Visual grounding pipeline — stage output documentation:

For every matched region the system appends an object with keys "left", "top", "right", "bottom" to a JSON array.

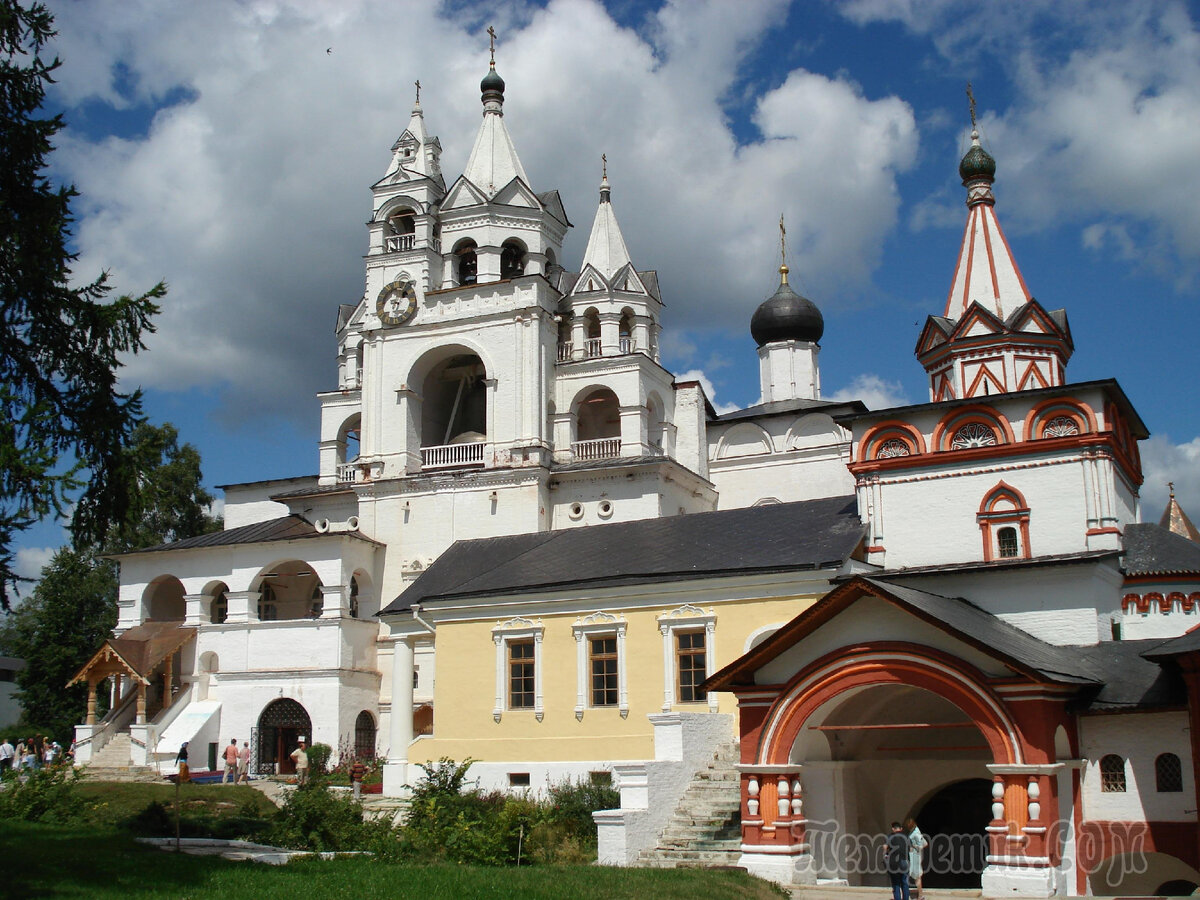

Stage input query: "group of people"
[
  {"left": 885, "top": 818, "right": 929, "bottom": 900},
  {"left": 222, "top": 738, "right": 252, "bottom": 784},
  {"left": 0, "top": 735, "right": 71, "bottom": 774}
]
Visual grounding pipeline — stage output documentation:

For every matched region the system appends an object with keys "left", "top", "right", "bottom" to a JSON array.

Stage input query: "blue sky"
[{"left": 14, "top": 0, "right": 1200, "bottom": 583}]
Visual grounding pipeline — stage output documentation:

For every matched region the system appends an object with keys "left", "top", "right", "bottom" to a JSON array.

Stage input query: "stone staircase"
[
  {"left": 82, "top": 733, "right": 158, "bottom": 781},
  {"left": 638, "top": 742, "right": 743, "bottom": 869}
]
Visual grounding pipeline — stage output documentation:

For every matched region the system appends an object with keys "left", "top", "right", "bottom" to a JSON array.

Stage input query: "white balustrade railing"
[
  {"left": 422, "top": 441, "right": 485, "bottom": 470},
  {"left": 337, "top": 462, "right": 362, "bottom": 484},
  {"left": 384, "top": 234, "right": 440, "bottom": 254},
  {"left": 557, "top": 342, "right": 573, "bottom": 362},
  {"left": 619, "top": 336, "right": 634, "bottom": 354},
  {"left": 584, "top": 338, "right": 602, "bottom": 358},
  {"left": 572, "top": 437, "right": 621, "bottom": 461}
]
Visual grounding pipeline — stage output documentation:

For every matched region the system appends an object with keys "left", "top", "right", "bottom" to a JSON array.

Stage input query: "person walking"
[
  {"left": 223, "top": 738, "right": 239, "bottom": 783},
  {"left": 290, "top": 736, "right": 309, "bottom": 786},
  {"left": 885, "top": 821, "right": 911, "bottom": 900},
  {"left": 236, "top": 741, "right": 250, "bottom": 784},
  {"left": 0, "top": 737, "right": 14, "bottom": 775},
  {"left": 905, "top": 817, "right": 927, "bottom": 900},
  {"left": 349, "top": 755, "right": 367, "bottom": 800}
]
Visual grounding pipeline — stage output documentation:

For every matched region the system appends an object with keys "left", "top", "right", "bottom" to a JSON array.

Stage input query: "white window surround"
[
  {"left": 657, "top": 604, "right": 718, "bottom": 713},
  {"left": 572, "top": 611, "right": 628, "bottom": 720},
  {"left": 493, "top": 616, "right": 544, "bottom": 723}
]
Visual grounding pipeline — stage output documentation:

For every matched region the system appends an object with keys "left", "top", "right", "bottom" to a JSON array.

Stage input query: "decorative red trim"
[
  {"left": 988, "top": 205, "right": 1033, "bottom": 303},
  {"left": 978, "top": 482, "right": 1032, "bottom": 562},
  {"left": 1016, "top": 359, "right": 1051, "bottom": 391},
  {"left": 856, "top": 420, "right": 928, "bottom": 461},
  {"left": 865, "top": 545, "right": 886, "bottom": 553},
  {"left": 1168, "top": 592, "right": 1187, "bottom": 613},
  {"left": 964, "top": 362, "right": 1007, "bottom": 398},
  {"left": 754, "top": 643, "right": 1022, "bottom": 767},
  {"left": 1027, "top": 397, "right": 1098, "bottom": 439},
  {"left": 1086, "top": 527, "right": 1121, "bottom": 536},
  {"left": 944, "top": 212, "right": 973, "bottom": 318},
  {"left": 1077, "top": 820, "right": 1200, "bottom": 877}
]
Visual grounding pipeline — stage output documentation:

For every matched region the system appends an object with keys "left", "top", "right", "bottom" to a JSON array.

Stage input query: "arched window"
[
  {"left": 211, "top": 589, "right": 228, "bottom": 625},
  {"left": 1156, "top": 753, "right": 1183, "bottom": 792},
  {"left": 355, "top": 710, "right": 377, "bottom": 760},
  {"left": 877, "top": 438, "right": 912, "bottom": 459},
  {"left": 309, "top": 583, "right": 324, "bottom": 619},
  {"left": 258, "top": 583, "right": 278, "bottom": 621},
  {"left": 500, "top": 240, "right": 525, "bottom": 279},
  {"left": 455, "top": 240, "right": 477, "bottom": 285},
  {"left": 348, "top": 577, "right": 360, "bottom": 619},
  {"left": 977, "top": 482, "right": 1031, "bottom": 562},
  {"left": 1042, "top": 415, "right": 1080, "bottom": 438},
  {"left": 618, "top": 309, "right": 634, "bottom": 354},
  {"left": 1100, "top": 754, "right": 1126, "bottom": 792},
  {"left": 583, "top": 308, "right": 601, "bottom": 358}
]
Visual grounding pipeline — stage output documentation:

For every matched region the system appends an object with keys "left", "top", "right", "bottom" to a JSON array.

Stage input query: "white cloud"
[
  {"left": 1139, "top": 434, "right": 1200, "bottom": 522},
  {"left": 676, "top": 369, "right": 740, "bottom": 416},
  {"left": 826, "top": 373, "right": 910, "bottom": 411},
  {"left": 45, "top": 0, "right": 918, "bottom": 426},
  {"left": 12, "top": 546, "right": 57, "bottom": 599}
]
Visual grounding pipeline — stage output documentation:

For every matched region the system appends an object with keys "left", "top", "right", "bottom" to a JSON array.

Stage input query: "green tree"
[
  {"left": 0, "top": 0, "right": 164, "bottom": 608},
  {"left": 0, "top": 422, "right": 221, "bottom": 739}
]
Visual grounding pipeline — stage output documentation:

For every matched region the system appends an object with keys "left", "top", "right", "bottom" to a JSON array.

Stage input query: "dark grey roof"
[
  {"left": 875, "top": 549, "right": 1118, "bottom": 578},
  {"left": 715, "top": 397, "right": 867, "bottom": 423},
  {"left": 120, "top": 515, "right": 380, "bottom": 555},
  {"left": 550, "top": 454, "right": 699, "bottom": 475},
  {"left": 1071, "top": 639, "right": 1184, "bottom": 709},
  {"left": 1141, "top": 628, "right": 1200, "bottom": 661},
  {"left": 270, "top": 483, "right": 358, "bottom": 501},
  {"left": 1124, "top": 523, "right": 1200, "bottom": 576},
  {"left": 639, "top": 270, "right": 661, "bottom": 303},
  {"left": 382, "top": 495, "right": 864, "bottom": 614}
]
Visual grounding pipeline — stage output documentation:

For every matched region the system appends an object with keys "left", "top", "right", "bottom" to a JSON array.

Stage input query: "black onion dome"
[
  {"left": 751, "top": 278, "right": 824, "bottom": 347},
  {"left": 481, "top": 65, "right": 505, "bottom": 95},
  {"left": 959, "top": 138, "right": 996, "bottom": 182}
]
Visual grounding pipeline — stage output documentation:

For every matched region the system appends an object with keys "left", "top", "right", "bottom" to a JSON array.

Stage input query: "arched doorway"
[
  {"left": 254, "top": 698, "right": 312, "bottom": 775},
  {"left": 912, "top": 778, "right": 992, "bottom": 888},
  {"left": 788, "top": 682, "right": 996, "bottom": 887}
]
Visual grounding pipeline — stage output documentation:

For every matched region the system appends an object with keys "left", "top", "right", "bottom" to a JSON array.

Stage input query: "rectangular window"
[
  {"left": 508, "top": 640, "right": 535, "bottom": 709},
  {"left": 508, "top": 772, "right": 530, "bottom": 787},
  {"left": 590, "top": 636, "right": 619, "bottom": 706},
  {"left": 676, "top": 631, "right": 707, "bottom": 703}
]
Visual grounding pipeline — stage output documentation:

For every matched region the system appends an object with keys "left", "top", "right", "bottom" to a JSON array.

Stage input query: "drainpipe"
[{"left": 410, "top": 603, "right": 435, "bottom": 634}]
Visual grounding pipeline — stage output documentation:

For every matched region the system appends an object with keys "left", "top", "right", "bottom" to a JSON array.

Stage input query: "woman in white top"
[{"left": 904, "top": 817, "right": 927, "bottom": 899}]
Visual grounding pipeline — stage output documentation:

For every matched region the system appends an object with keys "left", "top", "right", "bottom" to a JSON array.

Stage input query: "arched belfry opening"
[
  {"left": 454, "top": 239, "right": 478, "bottom": 286},
  {"left": 788, "top": 683, "right": 994, "bottom": 888},
  {"left": 420, "top": 352, "right": 487, "bottom": 468},
  {"left": 500, "top": 239, "right": 526, "bottom": 279},
  {"left": 387, "top": 207, "right": 416, "bottom": 252},
  {"left": 574, "top": 388, "right": 620, "bottom": 461}
]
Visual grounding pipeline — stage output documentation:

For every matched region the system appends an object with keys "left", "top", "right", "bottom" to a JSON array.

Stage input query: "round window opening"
[
  {"left": 568, "top": 501, "right": 584, "bottom": 520},
  {"left": 598, "top": 500, "right": 614, "bottom": 519}
]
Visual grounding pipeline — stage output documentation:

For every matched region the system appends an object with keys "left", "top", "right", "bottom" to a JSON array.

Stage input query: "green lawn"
[
  {"left": 4, "top": 821, "right": 787, "bottom": 899},
  {"left": 76, "top": 780, "right": 277, "bottom": 825}
]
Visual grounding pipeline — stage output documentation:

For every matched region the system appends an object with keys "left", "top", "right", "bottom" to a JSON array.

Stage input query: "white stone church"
[{"left": 70, "top": 52, "right": 1200, "bottom": 896}]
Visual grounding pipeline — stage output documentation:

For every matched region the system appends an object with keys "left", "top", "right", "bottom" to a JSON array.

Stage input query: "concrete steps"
[
  {"left": 82, "top": 733, "right": 157, "bottom": 781},
  {"left": 637, "top": 742, "right": 743, "bottom": 870}
]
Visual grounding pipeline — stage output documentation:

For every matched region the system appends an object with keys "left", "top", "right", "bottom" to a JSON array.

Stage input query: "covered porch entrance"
[{"left": 253, "top": 698, "right": 311, "bottom": 775}]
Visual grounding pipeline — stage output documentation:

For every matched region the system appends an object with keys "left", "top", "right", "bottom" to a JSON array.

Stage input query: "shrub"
[
  {"left": 306, "top": 742, "right": 332, "bottom": 776},
  {"left": 0, "top": 764, "right": 83, "bottom": 823},
  {"left": 266, "top": 781, "right": 391, "bottom": 852},
  {"left": 121, "top": 798, "right": 272, "bottom": 841}
]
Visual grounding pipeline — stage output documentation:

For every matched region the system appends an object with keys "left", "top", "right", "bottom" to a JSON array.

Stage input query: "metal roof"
[{"left": 1123, "top": 523, "right": 1200, "bottom": 576}]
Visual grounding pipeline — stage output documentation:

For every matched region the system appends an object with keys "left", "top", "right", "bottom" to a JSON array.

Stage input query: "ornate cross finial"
[
  {"left": 487, "top": 25, "right": 497, "bottom": 64},
  {"left": 601, "top": 153, "right": 607, "bottom": 179},
  {"left": 414, "top": 79, "right": 421, "bottom": 104},
  {"left": 1169, "top": 481, "right": 1176, "bottom": 498},
  {"left": 966, "top": 81, "right": 977, "bottom": 129},
  {"left": 779, "top": 214, "right": 787, "bottom": 267}
]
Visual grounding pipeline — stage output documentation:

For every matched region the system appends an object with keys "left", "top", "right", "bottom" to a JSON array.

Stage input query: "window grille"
[
  {"left": 877, "top": 438, "right": 912, "bottom": 458},
  {"left": 997, "top": 527, "right": 1020, "bottom": 559},
  {"left": 1043, "top": 415, "right": 1080, "bottom": 438},
  {"left": 951, "top": 422, "right": 997, "bottom": 449},
  {"left": 1156, "top": 753, "right": 1183, "bottom": 792},
  {"left": 1100, "top": 754, "right": 1126, "bottom": 792}
]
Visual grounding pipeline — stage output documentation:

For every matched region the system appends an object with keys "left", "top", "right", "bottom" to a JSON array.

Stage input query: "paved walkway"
[{"left": 789, "top": 888, "right": 981, "bottom": 900}]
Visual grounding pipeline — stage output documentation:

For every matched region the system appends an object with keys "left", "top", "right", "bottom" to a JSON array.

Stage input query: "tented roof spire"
[
  {"left": 579, "top": 155, "right": 634, "bottom": 279},
  {"left": 462, "top": 26, "right": 530, "bottom": 195}
]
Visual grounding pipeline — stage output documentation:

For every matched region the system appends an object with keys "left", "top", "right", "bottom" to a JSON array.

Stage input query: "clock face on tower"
[{"left": 376, "top": 278, "right": 418, "bottom": 327}]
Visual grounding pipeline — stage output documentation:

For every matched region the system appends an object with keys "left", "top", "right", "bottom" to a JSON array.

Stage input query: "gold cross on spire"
[
  {"left": 966, "top": 81, "right": 977, "bottom": 129},
  {"left": 601, "top": 153, "right": 607, "bottom": 179},
  {"left": 779, "top": 214, "right": 789, "bottom": 283},
  {"left": 1169, "top": 481, "right": 1176, "bottom": 498},
  {"left": 414, "top": 79, "right": 420, "bottom": 104},
  {"left": 487, "top": 25, "right": 497, "bottom": 64}
]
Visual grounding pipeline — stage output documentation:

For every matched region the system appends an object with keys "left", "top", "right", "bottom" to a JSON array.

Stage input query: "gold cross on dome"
[
  {"left": 967, "top": 81, "right": 977, "bottom": 128},
  {"left": 602, "top": 153, "right": 607, "bottom": 178},
  {"left": 414, "top": 79, "right": 420, "bottom": 103},
  {"left": 487, "top": 25, "right": 497, "bottom": 63},
  {"left": 779, "top": 214, "right": 787, "bottom": 267}
]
